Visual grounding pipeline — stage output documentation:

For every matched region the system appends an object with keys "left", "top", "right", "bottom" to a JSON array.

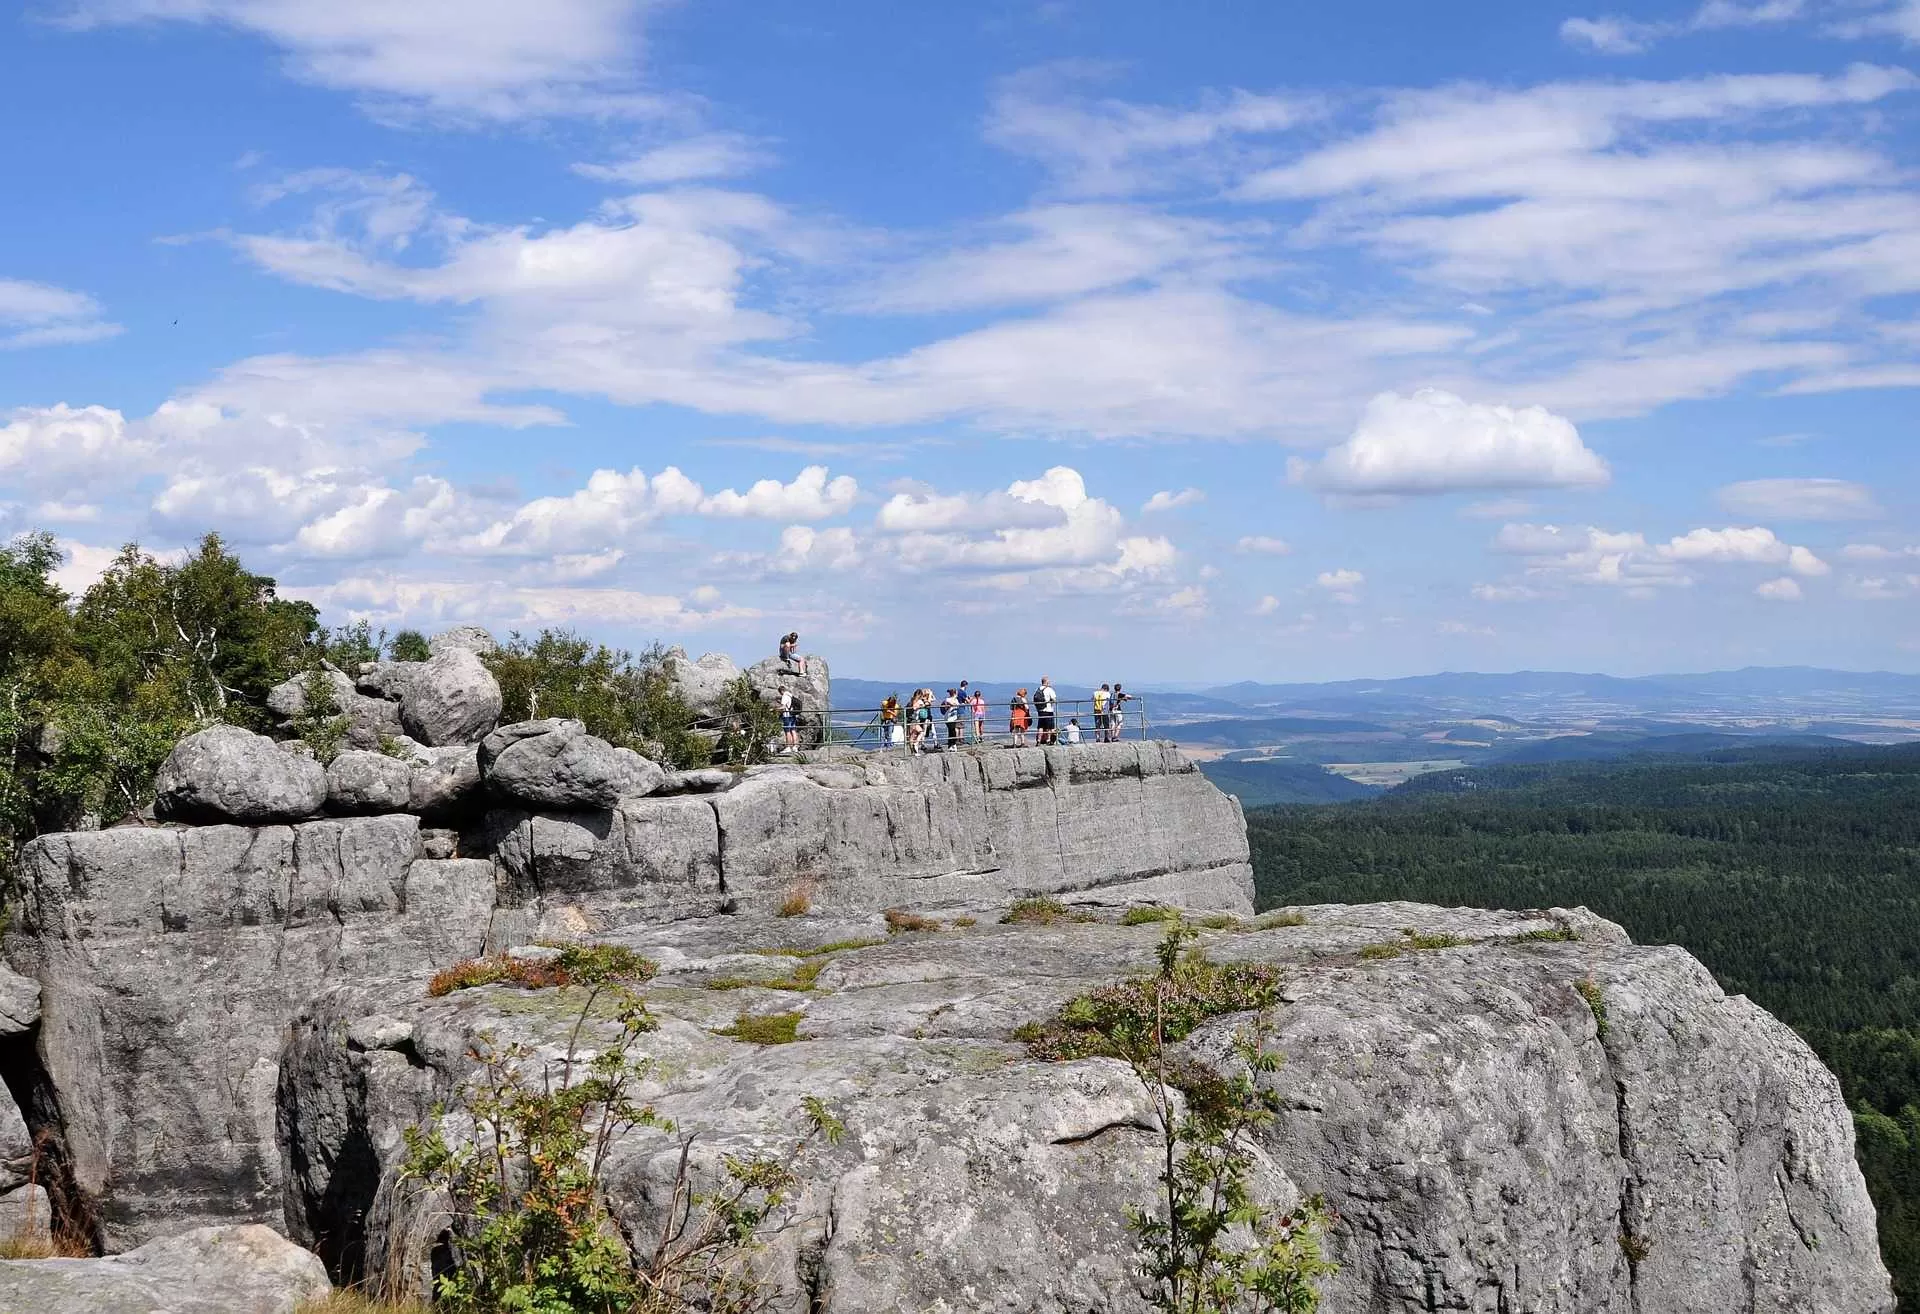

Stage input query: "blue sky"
[{"left": 0, "top": 0, "right": 1916, "bottom": 683}]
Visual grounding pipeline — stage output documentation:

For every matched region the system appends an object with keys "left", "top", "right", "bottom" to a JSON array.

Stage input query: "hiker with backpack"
[{"left": 1034, "top": 677, "right": 1058, "bottom": 745}]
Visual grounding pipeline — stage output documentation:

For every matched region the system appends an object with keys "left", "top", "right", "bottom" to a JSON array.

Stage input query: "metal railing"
[{"left": 776, "top": 697, "right": 1152, "bottom": 752}]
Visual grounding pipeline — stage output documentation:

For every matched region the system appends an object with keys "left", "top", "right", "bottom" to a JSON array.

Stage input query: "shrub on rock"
[{"left": 153, "top": 725, "right": 328, "bottom": 824}]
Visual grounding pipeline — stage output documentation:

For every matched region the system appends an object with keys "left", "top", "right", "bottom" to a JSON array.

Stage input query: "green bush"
[
  {"left": 484, "top": 631, "right": 709, "bottom": 769},
  {"left": 402, "top": 977, "right": 841, "bottom": 1313}
]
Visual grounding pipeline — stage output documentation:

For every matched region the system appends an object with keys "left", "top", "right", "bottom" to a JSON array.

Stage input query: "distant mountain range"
[{"left": 1192, "top": 666, "right": 1920, "bottom": 711}]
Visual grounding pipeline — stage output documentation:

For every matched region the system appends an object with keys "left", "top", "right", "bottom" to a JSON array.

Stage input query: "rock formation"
[
  {"left": 0, "top": 628, "right": 1896, "bottom": 1310},
  {"left": 0, "top": 1223, "right": 329, "bottom": 1313}
]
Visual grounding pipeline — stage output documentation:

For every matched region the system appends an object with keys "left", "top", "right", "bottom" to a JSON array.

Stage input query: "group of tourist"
[{"left": 876, "top": 677, "right": 1134, "bottom": 752}]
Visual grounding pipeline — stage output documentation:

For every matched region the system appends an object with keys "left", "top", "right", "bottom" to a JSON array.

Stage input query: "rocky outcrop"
[
  {"left": 278, "top": 902, "right": 1893, "bottom": 1313},
  {"left": 747, "top": 652, "right": 830, "bottom": 743},
  {"left": 4, "top": 731, "right": 1249, "bottom": 1247},
  {"left": 480, "top": 719, "right": 665, "bottom": 810},
  {"left": 266, "top": 628, "right": 504, "bottom": 753},
  {"left": 661, "top": 646, "right": 742, "bottom": 717},
  {"left": 153, "top": 725, "right": 328, "bottom": 824},
  {"left": 0, "top": 1223, "right": 330, "bottom": 1313},
  {"left": 325, "top": 750, "right": 413, "bottom": 814},
  {"left": 399, "top": 649, "right": 501, "bottom": 747}
]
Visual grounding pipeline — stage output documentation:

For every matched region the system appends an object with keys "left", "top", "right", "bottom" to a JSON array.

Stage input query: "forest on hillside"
[{"left": 1247, "top": 743, "right": 1920, "bottom": 1306}]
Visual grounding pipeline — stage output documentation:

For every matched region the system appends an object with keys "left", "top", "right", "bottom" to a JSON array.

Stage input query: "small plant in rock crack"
[
  {"left": 1020, "top": 922, "right": 1337, "bottom": 1312},
  {"left": 400, "top": 974, "right": 843, "bottom": 1314},
  {"left": 1127, "top": 924, "right": 1338, "bottom": 1314}
]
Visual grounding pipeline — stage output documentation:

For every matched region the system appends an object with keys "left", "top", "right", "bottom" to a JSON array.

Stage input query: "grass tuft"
[
  {"left": 296, "top": 1292, "right": 434, "bottom": 1314},
  {"left": 1576, "top": 977, "right": 1610, "bottom": 1039},
  {"left": 1121, "top": 905, "right": 1181, "bottom": 927},
  {"left": 427, "top": 944, "right": 657, "bottom": 998},
  {"left": 1518, "top": 925, "right": 1579, "bottom": 943},
  {"left": 777, "top": 878, "right": 816, "bottom": 918},
  {"left": 1004, "top": 896, "right": 1098, "bottom": 926},
  {"left": 717, "top": 1010, "right": 804, "bottom": 1045},
  {"left": 1017, "top": 943, "right": 1282, "bottom": 1064},
  {"left": 1252, "top": 909, "right": 1307, "bottom": 929},
  {"left": 1356, "top": 942, "right": 1404, "bottom": 961},
  {"left": 884, "top": 908, "right": 942, "bottom": 934}
]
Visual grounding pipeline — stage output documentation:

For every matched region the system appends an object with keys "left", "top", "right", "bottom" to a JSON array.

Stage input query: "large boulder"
[
  {"left": 153, "top": 725, "right": 328, "bottom": 824},
  {"left": 481, "top": 720, "right": 665, "bottom": 810},
  {"left": 0, "top": 1224, "right": 329, "bottom": 1313},
  {"left": 0, "top": 965, "right": 38, "bottom": 1036},
  {"left": 280, "top": 903, "right": 1893, "bottom": 1313},
  {"left": 661, "top": 647, "right": 743, "bottom": 718},
  {"left": 747, "top": 652, "right": 831, "bottom": 744},
  {"left": 399, "top": 649, "right": 502, "bottom": 747},
  {"left": 266, "top": 665, "right": 405, "bottom": 751},
  {"left": 429, "top": 625, "right": 498, "bottom": 657},
  {"left": 325, "top": 750, "right": 413, "bottom": 815},
  {"left": 408, "top": 744, "right": 482, "bottom": 815}
]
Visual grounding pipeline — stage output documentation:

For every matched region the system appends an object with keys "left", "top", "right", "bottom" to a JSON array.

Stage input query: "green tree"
[{"left": 485, "top": 631, "right": 709, "bottom": 769}]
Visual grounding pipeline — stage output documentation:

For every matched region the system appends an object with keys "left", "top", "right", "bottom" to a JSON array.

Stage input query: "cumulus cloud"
[
  {"left": 1142, "top": 487, "right": 1205, "bottom": 512},
  {"left": 698, "top": 466, "right": 858, "bottom": 520},
  {"left": 1755, "top": 575, "right": 1804, "bottom": 601},
  {"left": 1716, "top": 477, "right": 1882, "bottom": 520},
  {"left": 0, "top": 404, "right": 146, "bottom": 492},
  {"left": 1658, "top": 526, "right": 1829, "bottom": 575},
  {"left": 1292, "top": 390, "right": 1609, "bottom": 496},
  {"left": 0, "top": 278, "right": 121, "bottom": 349},
  {"left": 1253, "top": 594, "right": 1282, "bottom": 615},
  {"left": 1236, "top": 535, "right": 1291, "bottom": 555},
  {"left": 1316, "top": 568, "right": 1365, "bottom": 603}
]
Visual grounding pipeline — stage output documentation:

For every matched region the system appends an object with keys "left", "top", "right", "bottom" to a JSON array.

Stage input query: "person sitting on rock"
[
  {"left": 1065, "top": 716, "right": 1082, "bottom": 745},
  {"left": 779, "top": 632, "right": 806, "bottom": 676}
]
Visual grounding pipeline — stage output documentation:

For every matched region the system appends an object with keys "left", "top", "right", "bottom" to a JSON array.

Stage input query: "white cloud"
[
  {"left": 0, "top": 278, "right": 121, "bottom": 349},
  {"left": 1842, "top": 543, "right": 1920, "bottom": 561},
  {"left": 1658, "top": 525, "right": 1829, "bottom": 575},
  {"left": 1472, "top": 582, "right": 1545, "bottom": 601},
  {"left": 1437, "top": 619, "right": 1496, "bottom": 636},
  {"left": 1253, "top": 594, "right": 1282, "bottom": 615},
  {"left": 1756, "top": 576, "right": 1804, "bottom": 601},
  {"left": 1142, "top": 487, "right": 1205, "bottom": 513},
  {"left": 0, "top": 403, "right": 146, "bottom": 492},
  {"left": 985, "top": 64, "right": 1312, "bottom": 196},
  {"left": 858, "top": 205, "right": 1257, "bottom": 314},
  {"left": 1560, "top": 0, "right": 1804, "bottom": 54},
  {"left": 65, "top": 0, "right": 662, "bottom": 121},
  {"left": 1316, "top": 568, "right": 1365, "bottom": 603},
  {"left": 49, "top": 540, "right": 124, "bottom": 595},
  {"left": 1236, "top": 535, "right": 1291, "bottom": 555},
  {"left": 302, "top": 574, "right": 760, "bottom": 631},
  {"left": 698, "top": 466, "right": 858, "bottom": 520},
  {"left": 763, "top": 525, "right": 860, "bottom": 574},
  {"left": 1716, "top": 477, "right": 1882, "bottom": 520},
  {"left": 575, "top": 133, "right": 772, "bottom": 185},
  {"left": 1293, "top": 389, "right": 1608, "bottom": 495}
]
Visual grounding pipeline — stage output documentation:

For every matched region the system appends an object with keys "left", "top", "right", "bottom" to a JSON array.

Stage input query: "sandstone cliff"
[{"left": 0, "top": 641, "right": 1896, "bottom": 1311}]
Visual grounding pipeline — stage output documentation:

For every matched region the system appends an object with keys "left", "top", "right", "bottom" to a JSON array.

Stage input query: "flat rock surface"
[
  {"left": 281, "top": 901, "right": 1892, "bottom": 1314},
  {"left": 0, "top": 1224, "right": 329, "bottom": 1314}
]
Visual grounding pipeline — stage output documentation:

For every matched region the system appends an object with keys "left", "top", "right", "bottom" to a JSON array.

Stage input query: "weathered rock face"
[
  {"left": 661, "top": 646, "right": 743, "bottom": 717},
  {"left": 747, "top": 652, "right": 830, "bottom": 743},
  {"left": 153, "top": 725, "right": 328, "bottom": 824},
  {"left": 483, "top": 742, "right": 1254, "bottom": 933},
  {"left": 399, "top": 649, "right": 501, "bottom": 747},
  {"left": 278, "top": 902, "right": 1893, "bottom": 1314},
  {"left": 325, "top": 750, "right": 413, "bottom": 814},
  {"left": 0, "top": 1223, "right": 330, "bottom": 1313},
  {"left": 266, "top": 664, "right": 405, "bottom": 751},
  {"left": 8, "top": 816, "right": 489, "bottom": 1247},
  {"left": 481, "top": 718, "right": 664, "bottom": 810}
]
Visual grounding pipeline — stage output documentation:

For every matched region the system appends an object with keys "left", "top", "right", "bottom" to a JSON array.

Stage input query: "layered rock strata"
[
  {"left": 278, "top": 902, "right": 1893, "bottom": 1314},
  {"left": 5, "top": 736, "right": 1249, "bottom": 1247}
]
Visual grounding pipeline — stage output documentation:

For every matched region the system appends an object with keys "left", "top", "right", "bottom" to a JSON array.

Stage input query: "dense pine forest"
[{"left": 1246, "top": 742, "right": 1920, "bottom": 1305}]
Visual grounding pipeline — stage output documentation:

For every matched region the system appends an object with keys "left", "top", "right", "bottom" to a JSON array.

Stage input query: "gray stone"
[
  {"left": 660, "top": 646, "right": 743, "bottom": 717},
  {"left": 267, "top": 665, "right": 407, "bottom": 751},
  {"left": 0, "top": 1184, "right": 50, "bottom": 1247},
  {"left": 484, "top": 720, "right": 664, "bottom": 810},
  {"left": 7, "top": 816, "right": 441, "bottom": 1246},
  {"left": 0, "top": 1086, "right": 32, "bottom": 1195},
  {"left": 399, "top": 649, "right": 501, "bottom": 747},
  {"left": 747, "top": 652, "right": 830, "bottom": 744},
  {"left": 279, "top": 904, "right": 1891, "bottom": 1313},
  {"left": 325, "top": 750, "right": 413, "bottom": 814},
  {"left": 0, "top": 1223, "right": 330, "bottom": 1313},
  {"left": 352, "top": 660, "right": 415, "bottom": 701},
  {"left": 428, "top": 625, "right": 498, "bottom": 657},
  {"left": 0, "top": 966, "right": 38, "bottom": 1036},
  {"left": 408, "top": 744, "right": 482, "bottom": 815},
  {"left": 153, "top": 725, "right": 328, "bottom": 824}
]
